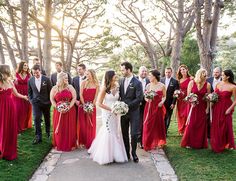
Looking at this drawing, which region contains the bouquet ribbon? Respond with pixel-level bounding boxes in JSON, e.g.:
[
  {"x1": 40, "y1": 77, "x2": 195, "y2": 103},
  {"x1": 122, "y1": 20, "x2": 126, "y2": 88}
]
[
  {"x1": 144, "y1": 101, "x2": 151, "y2": 124},
  {"x1": 186, "y1": 104, "x2": 193, "y2": 125},
  {"x1": 86, "y1": 113, "x2": 94, "y2": 127},
  {"x1": 55, "y1": 112, "x2": 62, "y2": 134}
]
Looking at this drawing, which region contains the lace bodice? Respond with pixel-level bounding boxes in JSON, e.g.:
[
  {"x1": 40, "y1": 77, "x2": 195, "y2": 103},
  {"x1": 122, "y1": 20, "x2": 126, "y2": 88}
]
[{"x1": 103, "y1": 89, "x2": 119, "y2": 107}]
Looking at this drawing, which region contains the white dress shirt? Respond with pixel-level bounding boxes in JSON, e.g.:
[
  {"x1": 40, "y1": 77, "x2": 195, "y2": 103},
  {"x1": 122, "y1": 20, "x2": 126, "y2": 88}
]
[
  {"x1": 35, "y1": 75, "x2": 42, "y2": 92},
  {"x1": 79, "y1": 75, "x2": 85, "y2": 86},
  {"x1": 165, "y1": 77, "x2": 171, "y2": 88},
  {"x1": 139, "y1": 76, "x2": 147, "y2": 93},
  {"x1": 212, "y1": 78, "x2": 221, "y2": 90},
  {"x1": 124, "y1": 76, "x2": 133, "y2": 94}
]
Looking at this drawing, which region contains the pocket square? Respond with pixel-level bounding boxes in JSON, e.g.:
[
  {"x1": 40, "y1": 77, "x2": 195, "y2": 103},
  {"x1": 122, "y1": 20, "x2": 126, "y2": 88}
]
[{"x1": 42, "y1": 81, "x2": 47, "y2": 86}]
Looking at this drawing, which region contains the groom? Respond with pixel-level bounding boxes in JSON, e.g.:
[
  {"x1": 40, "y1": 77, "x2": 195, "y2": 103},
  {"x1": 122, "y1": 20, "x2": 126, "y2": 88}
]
[
  {"x1": 120, "y1": 62, "x2": 143, "y2": 163},
  {"x1": 28, "y1": 64, "x2": 52, "y2": 144}
]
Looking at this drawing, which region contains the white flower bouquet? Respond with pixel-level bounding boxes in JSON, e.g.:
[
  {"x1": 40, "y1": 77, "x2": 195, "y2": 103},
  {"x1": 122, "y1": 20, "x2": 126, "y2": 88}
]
[
  {"x1": 184, "y1": 93, "x2": 199, "y2": 106},
  {"x1": 56, "y1": 101, "x2": 70, "y2": 113},
  {"x1": 111, "y1": 101, "x2": 129, "y2": 116},
  {"x1": 173, "y1": 89, "x2": 183, "y2": 99},
  {"x1": 83, "y1": 102, "x2": 94, "y2": 113},
  {"x1": 204, "y1": 92, "x2": 219, "y2": 103},
  {"x1": 144, "y1": 90, "x2": 157, "y2": 100}
]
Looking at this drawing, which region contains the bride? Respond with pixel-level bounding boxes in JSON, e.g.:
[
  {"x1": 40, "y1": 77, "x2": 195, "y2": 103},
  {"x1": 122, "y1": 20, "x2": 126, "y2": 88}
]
[{"x1": 88, "y1": 70, "x2": 128, "y2": 165}]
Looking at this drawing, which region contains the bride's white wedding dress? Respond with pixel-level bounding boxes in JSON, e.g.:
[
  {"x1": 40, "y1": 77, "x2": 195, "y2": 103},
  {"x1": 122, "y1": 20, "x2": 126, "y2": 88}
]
[{"x1": 88, "y1": 90, "x2": 128, "y2": 165}]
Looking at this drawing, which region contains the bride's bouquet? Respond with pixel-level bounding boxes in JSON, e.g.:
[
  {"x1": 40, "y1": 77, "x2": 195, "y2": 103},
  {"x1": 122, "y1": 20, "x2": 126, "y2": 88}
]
[
  {"x1": 111, "y1": 101, "x2": 129, "y2": 116},
  {"x1": 184, "y1": 93, "x2": 199, "y2": 106},
  {"x1": 144, "y1": 90, "x2": 157, "y2": 100},
  {"x1": 83, "y1": 102, "x2": 94, "y2": 113},
  {"x1": 203, "y1": 92, "x2": 219, "y2": 103},
  {"x1": 56, "y1": 101, "x2": 70, "y2": 113}
]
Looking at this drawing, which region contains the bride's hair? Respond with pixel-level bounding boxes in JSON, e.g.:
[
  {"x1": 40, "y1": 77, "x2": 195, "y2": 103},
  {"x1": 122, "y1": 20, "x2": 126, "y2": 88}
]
[{"x1": 104, "y1": 70, "x2": 115, "y2": 93}]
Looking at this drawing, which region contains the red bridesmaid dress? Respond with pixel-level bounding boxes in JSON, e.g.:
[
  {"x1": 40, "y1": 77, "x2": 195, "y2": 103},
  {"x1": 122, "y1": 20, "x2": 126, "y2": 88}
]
[
  {"x1": 210, "y1": 89, "x2": 235, "y2": 153},
  {"x1": 177, "y1": 77, "x2": 191, "y2": 135},
  {"x1": 78, "y1": 88, "x2": 97, "y2": 149},
  {"x1": 142, "y1": 91, "x2": 166, "y2": 151},
  {"x1": 181, "y1": 81, "x2": 208, "y2": 149},
  {"x1": 14, "y1": 73, "x2": 32, "y2": 132},
  {"x1": 53, "y1": 89, "x2": 77, "y2": 151},
  {"x1": 0, "y1": 88, "x2": 17, "y2": 160}
]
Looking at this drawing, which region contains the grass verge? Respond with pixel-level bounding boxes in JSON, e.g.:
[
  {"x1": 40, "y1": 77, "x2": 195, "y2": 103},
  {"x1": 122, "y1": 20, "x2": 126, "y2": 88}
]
[
  {"x1": 0, "y1": 128, "x2": 52, "y2": 181},
  {"x1": 164, "y1": 111, "x2": 236, "y2": 180}
]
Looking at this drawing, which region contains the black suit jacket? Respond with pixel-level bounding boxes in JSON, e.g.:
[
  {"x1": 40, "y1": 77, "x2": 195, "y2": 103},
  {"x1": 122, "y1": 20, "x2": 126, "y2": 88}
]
[
  {"x1": 72, "y1": 76, "x2": 85, "y2": 101},
  {"x1": 28, "y1": 75, "x2": 52, "y2": 105},
  {"x1": 119, "y1": 76, "x2": 143, "y2": 112},
  {"x1": 50, "y1": 72, "x2": 72, "y2": 86},
  {"x1": 207, "y1": 77, "x2": 222, "y2": 93},
  {"x1": 160, "y1": 77, "x2": 179, "y2": 108}
]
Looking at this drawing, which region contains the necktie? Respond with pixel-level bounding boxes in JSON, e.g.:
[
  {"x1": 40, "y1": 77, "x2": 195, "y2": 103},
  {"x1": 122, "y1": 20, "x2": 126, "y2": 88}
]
[{"x1": 124, "y1": 78, "x2": 129, "y2": 94}]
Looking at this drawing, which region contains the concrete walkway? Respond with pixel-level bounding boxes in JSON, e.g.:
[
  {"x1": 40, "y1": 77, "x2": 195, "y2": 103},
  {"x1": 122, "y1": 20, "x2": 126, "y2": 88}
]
[{"x1": 30, "y1": 112, "x2": 177, "y2": 181}]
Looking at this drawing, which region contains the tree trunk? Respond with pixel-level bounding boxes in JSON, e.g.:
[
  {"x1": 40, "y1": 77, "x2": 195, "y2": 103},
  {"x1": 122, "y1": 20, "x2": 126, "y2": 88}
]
[
  {"x1": 33, "y1": 0, "x2": 43, "y2": 65},
  {"x1": 43, "y1": 0, "x2": 52, "y2": 75},
  {"x1": 171, "y1": 0, "x2": 184, "y2": 77},
  {"x1": 0, "y1": 21, "x2": 17, "y2": 69},
  {"x1": 21, "y1": 0, "x2": 29, "y2": 62},
  {"x1": 5, "y1": 0, "x2": 23, "y2": 60},
  {"x1": 0, "y1": 38, "x2": 5, "y2": 64}
]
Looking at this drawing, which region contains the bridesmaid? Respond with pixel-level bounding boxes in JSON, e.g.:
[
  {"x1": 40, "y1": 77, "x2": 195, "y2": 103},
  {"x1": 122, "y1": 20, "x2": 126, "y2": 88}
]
[
  {"x1": 181, "y1": 69, "x2": 210, "y2": 149},
  {"x1": 50, "y1": 72, "x2": 77, "y2": 151},
  {"x1": 0, "y1": 65, "x2": 28, "y2": 160},
  {"x1": 78, "y1": 69, "x2": 99, "y2": 149},
  {"x1": 176, "y1": 64, "x2": 192, "y2": 135},
  {"x1": 14, "y1": 61, "x2": 32, "y2": 132},
  {"x1": 211, "y1": 69, "x2": 236, "y2": 153},
  {"x1": 142, "y1": 69, "x2": 166, "y2": 151}
]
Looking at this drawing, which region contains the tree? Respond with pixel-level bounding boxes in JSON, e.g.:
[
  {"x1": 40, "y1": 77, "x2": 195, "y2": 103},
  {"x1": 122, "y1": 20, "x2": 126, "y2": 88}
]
[{"x1": 194, "y1": 0, "x2": 224, "y2": 76}]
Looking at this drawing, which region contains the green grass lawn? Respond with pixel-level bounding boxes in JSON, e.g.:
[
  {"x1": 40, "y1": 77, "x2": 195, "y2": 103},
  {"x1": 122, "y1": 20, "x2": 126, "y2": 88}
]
[
  {"x1": 0, "y1": 128, "x2": 52, "y2": 181},
  {"x1": 165, "y1": 111, "x2": 236, "y2": 181}
]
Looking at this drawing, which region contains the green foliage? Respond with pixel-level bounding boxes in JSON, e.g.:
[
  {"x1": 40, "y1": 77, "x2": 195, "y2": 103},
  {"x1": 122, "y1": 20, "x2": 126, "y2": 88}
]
[
  {"x1": 180, "y1": 37, "x2": 200, "y2": 76},
  {"x1": 0, "y1": 128, "x2": 52, "y2": 181},
  {"x1": 164, "y1": 111, "x2": 236, "y2": 181},
  {"x1": 214, "y1": 32, "x2": 236, "y2": 76}
]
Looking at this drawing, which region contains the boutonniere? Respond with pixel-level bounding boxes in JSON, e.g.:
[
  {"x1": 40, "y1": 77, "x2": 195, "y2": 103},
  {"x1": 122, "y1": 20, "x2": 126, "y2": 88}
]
[
  {"x1": 129, "y1": 83, "x2": 134, "y2": 88},
  {"x1": 42, "y1": 81, "x2": 46, "y2": 86}
]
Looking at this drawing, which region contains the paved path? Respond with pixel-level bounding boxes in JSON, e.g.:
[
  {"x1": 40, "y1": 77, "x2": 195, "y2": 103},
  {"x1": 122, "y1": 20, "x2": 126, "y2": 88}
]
[{"x1": 30, "y1": 109, "x2": 178, "y2": 181}]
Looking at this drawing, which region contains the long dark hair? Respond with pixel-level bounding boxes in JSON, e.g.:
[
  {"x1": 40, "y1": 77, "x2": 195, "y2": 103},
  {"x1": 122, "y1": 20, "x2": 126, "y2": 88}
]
[
  {"x1": 17, "y1": 61, "x2": 30, "y2": 74},
  {"x1": 104, "y1": 70, "x2": 115, "y2": 93},
  {"x1": 223, "y1": 69, "x2": 236, "y2": 85},
  {"x1": 0, "y1": 64, "x2": 11, "y2": 82}
]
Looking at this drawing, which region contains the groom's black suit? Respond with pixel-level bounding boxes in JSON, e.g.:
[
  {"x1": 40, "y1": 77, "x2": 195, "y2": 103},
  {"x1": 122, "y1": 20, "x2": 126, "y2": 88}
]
[
  {"x1": 120, "y1": 76, "x2": 143, "y2": 162},
  {"x1": 28, "y1": 75, "x2": 52, "y2": 142},
  {"x1": 160, "y1": 77, "x2": 179, "y2": 134}
]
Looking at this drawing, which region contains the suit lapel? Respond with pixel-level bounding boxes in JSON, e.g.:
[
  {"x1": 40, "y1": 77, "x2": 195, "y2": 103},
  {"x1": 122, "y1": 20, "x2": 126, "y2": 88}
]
[
  {"x1": 167, "y1": 78, "x2": 172, "y2": 91},
  {"x1": 31, "y1": 76, "x2": 39, "y2": 93},
  {"x1": 39, "y1": 76, "x2": 45, "y2": 93},
  {"x1": 125, "y1": 76, "x2": 134, "y2": 96}
]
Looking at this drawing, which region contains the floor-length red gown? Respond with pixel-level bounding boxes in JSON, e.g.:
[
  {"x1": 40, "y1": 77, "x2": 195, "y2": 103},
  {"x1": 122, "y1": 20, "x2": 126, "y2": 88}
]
[
  {"x1": 177, "y1": 77, "x2": 191, "y2": 135},
  {"x1": 53, "y1": 89, "x2": 77, "y2": 151},
  {"x1": 0, "y1": 88, "x2": 17, "y2": 160},
  {"x1": 211, "y1": 89, "x2": 235, "y2": 153},
  {"x1": 78, "y1": 88, "x2": 96, "y2": 149},
  {"x1": 142, "y1": 91, "x2": 166, "y2": 151},
  {"x1": 181, "y1": 81, "x2": 208, "y2": 149},
  {"x1": 14, "y1": 73, "x2": 32, "y2": 132}
]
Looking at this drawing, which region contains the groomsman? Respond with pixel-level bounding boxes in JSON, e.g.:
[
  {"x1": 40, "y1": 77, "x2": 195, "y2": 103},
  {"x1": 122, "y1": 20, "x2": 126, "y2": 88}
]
[
  {"x1": 207, "y1": 67, "x2": 222, "y2": 92},
  {"x1": 32, "y1": 57, "x2": 46, "y2": 76},
  {"x1": 160, "y1": 67, "x2": 179, "y2": 135},
  {"x1": 28, "y1": 65, "x2": 52, "y2": 144},
  {"x1": 72, "y1": 63, "x2": 86, "y2": 105},
  {"x1": 50, "y1": 61, "x2": 72, "y2": 86},
  {"x1": 206, "y1": 67, "x2": 222, "y2": 138},
  {"x1": 137, "y1": 66, "x2": 150, "y2": 148}
]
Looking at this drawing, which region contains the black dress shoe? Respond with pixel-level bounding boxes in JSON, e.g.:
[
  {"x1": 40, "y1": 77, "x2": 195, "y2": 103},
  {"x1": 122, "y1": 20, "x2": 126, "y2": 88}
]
[
  {"x1": 32, "y1": 138, "x2": 42, "y2": 145},
  {"x1": 132, "y1": 153, "x2": 139, "y2": 163}
]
